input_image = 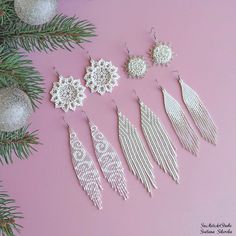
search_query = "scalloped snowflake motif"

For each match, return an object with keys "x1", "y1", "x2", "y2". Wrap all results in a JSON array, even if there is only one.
[
  {"x1": 151, "y1": 42, "x2": 174, "y2": 66},
  {"x1": 125, "y1": 56, "x2": 147, "y2": 79},
  {"x1": 50, "y1": 75, "x2": 86, "y2": 112},
  {"x1": 84, "y1": 59, "x2": 120, "y2": 95}
]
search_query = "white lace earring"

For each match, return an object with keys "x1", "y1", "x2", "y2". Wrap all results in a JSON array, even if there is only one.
[
  {"x1": 175, "y1": 72, "x2": 217, "y2": 145},
  {"x1": 50, "y1": 68, "x2": 86, "y2": 112},
  {"x1": 149, "y1": 27, "x2": 174, "y2": 66},
  {"x1": 113, "y1": 100, "x2": 157, "y2": 195},
  {"x1": 134, "y1": 91, "x2": 179, "y2": 183},
  {"x1": 82, "y1": 110, "x2": 129, "y2": 200},
  {"x1": 124, "y1": 43, "x2": 148, "y2": 79},
  {"x1": 83, "y1": 51, "x2": 120, "y2": 95},
  {"x1": 64, "y1": 117, "x2": 103, "y2": 209}
]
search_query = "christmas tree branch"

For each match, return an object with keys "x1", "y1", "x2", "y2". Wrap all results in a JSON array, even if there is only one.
[
  {"x1": 0, "y1": 126, "x2": 39, "y2": 164},
  {"x1": 0, "y1": 46, "x2": 43, "y2": 109},
  {"x1": 0, "y1": 184, "x2": 23, "y2": 236},
  {"x1": 1, "y1": 14, "x2": 96, "y2": 52}
]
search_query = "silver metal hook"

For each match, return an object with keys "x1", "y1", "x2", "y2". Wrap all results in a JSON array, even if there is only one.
[
  {"x1": 81, "y1": 46, "x2": 92, "y2": 61},
  {"x1": 81, "y1": 110, "x2": 90, "y2": 123},
  {"x1": 112, "y1": 99, "x2": 119, "y2": 113},
  {"x1": 133, "y1": 89, "x2": 140, "y2": 102},
  {"x1": 172, "y1": 70, "x2": 181, "y2": 81},
  {"x1": 124, "y1": 42, "x2": 130, "y2": 55},
  {"x1": 62, "y1": 115, "x2": 70, "y2": 128},
  {"x1": 53, "y1": 66, "x2": 59, "y2": 77},
  {"x1": 154, "y1": 79, "x2": 163, "y2": 91},
  {"x1": 150, "y1": 27, "x2": 158, "y2": 42}
]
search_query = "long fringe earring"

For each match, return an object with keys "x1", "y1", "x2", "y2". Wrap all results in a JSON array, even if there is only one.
[
  {"x1": 159, "y1": 84, "x2": 200, "y2": 156},
  {"x1": 64, "y1": 117, "x2": 103, "y2": 209},
  {"x1": 176, "y1": 74, "x2": 217, "y2": 145},
  {"x1": 82, "y1": 111, "x2": 129, "y2": 200},
  {"x1": 113, "y1": 100, "x2": 157, "y2": 195},
  {"x1": 134, "y1": 91, "x2": 179, "y2": 183}
]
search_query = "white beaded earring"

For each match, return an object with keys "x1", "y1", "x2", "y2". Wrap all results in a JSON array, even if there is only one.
[
  {"x1": 124, "y1": 43, "x2": 148, "y2": 79},
  {"x1": 149, "y1": 27, "x2": 174, "y2": 66}
]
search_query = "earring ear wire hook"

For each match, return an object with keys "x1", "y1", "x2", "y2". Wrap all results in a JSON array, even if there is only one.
[
  {"x1": 124, "y1": 42, "x2": 130, "y2": 55},
  {"x1": 154, "y1": 79, "x2": 163, "y2": 91},
  {"x1": 112, "y1": 99, "x2": 119, "y2": 113},
  {"x1": 150, "y1": 27, "x2": 158, "y2": 41},
  {"x1": 172, "y1": 70, "x2": 181, "y2": 81},
  {"x1": 133, "y1": 89, "x2": 140, "y2": 102},
  {"x1": 81, "y1": 110, "x2": 90, "y2": 123},
  {"x1": 53, "y1": 66, "x2": 59, "y2": 77},
  {"x1": 62, "y1": 115, "x2": 70, "y2": 128}
]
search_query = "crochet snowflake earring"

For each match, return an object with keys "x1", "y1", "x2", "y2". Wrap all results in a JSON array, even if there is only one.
[
  {"x1": 113, "y1": 100, "x2": 157, "y2": 195},
  {"x1": 134, "y1": 91, "x2": 179, "y2": 183},
  {"x1": 124, "y1": 43, "x2": 148, "y2": 79},
  {"x1": 84, "y1": 51, "x2": 120, "y2": 95},
  {"x1": 149, "y1": 27, "x2": 174, "y2": 66},
  {"x1": 175, "y1": 73, "x2": 217, "y2": 144},
  {"x1": 82, "y1": 110, "x2": 129, "y2": 200},
  {"x1": 50, "y1": 70, "x2": 86, "y2": 112},
  {"x1": 64, "y1": 117, "x2": 103, "y2": 209},
  {"x1": 159, "y1": 83, "x2": 199, "y2": 155}
]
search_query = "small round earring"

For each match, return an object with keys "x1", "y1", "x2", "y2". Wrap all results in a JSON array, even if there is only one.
[
  {"x1": 149, "y1": 27, "x2": 174, "y2": 66},
  {"x1": 124, "y1": 43, "x2": 148, "y2": 79}
]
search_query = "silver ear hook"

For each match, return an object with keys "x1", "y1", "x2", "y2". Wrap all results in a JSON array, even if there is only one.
[
  {"x1": 53, "y1": 66, "x2": 59, "y2": 77},
  {"x1": 172, "y1": 70, "x2": 181, "y2": 81},
  {"x1": 133, "y1": 89, "x2": 141, "y2": 102},
  {"x1": 81, "y1": 46, "x2": 92, "y2": 61},
  {"x1": 124, "y1": 42, "x2": 130, "y2": 55},
  {"x1": 154, "y1": 79, "x2": 163, "y2": 91},
  {"x1": 150, "y1": 27, "x2": 158, "y2": 42},
  {"x1": 112, "y1": 99, "x2": 119, "y2": 113},
  {"x1": 62, "y1": 115, "x2": 70, "y2": 128},
  {"x1": 81, "y1": 110, "x2": 90, "y2": 123}
]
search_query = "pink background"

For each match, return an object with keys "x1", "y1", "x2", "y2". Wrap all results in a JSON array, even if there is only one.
[{"x1": 1, "y1": 0, "x2": 236, "y2": 235}]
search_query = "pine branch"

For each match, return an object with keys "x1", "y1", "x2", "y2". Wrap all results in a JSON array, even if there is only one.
[
  {"x1": 0, "y1": 14, "x2": 96, "y2": 52},
  {"x1": 0, "y1": 46, "x2": 44, "y2": 109},
  {"x1": 0, "y1": 126, "x2": 39, "y2": 164},
  {"x1": 0, "y1": 184, "x2": 23, "y2": 236},
  {"x1": 0, "y1": 0, "x2": 15, "y2": 26}
]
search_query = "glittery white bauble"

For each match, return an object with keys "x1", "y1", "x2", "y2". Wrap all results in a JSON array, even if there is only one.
[
  {"x1": 0, "y1": 87, "x2": 33, "y2": 132},
  {"x1": 14, "y1": 0, "x2": 57, "y2": 25}
]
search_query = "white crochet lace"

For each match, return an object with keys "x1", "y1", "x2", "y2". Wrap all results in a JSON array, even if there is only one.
[
  {"x1": 84, "y1": 59, "x2": 120, "y2": 95},
  {"x1": 125, "y1": 56, "x2": 147, "y2": 79},
  {"x1": 50, "y1": 75, "x2": 86, "y2": 112},
  {"x1": 151, "y1": 42, "x2": 173, "y2": 65}
]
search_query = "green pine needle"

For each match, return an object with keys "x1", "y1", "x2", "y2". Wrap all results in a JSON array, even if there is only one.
[
  {"x1": 0, "y1": 126, "x2": 39, "y2": 164},
  {"x1": 0, "y1": 184, "x2": 23, "y2": 236},
  {"x1": 0, "y1": 46, "x2": 44, "y2": 109},
  {"x1": 1, "y1": 14, "x2": 96, "y2": 52}
]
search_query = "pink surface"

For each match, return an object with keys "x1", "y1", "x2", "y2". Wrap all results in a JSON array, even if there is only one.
[{"x1": 1, "y1": 0, "x2": 236, "y2": 235}]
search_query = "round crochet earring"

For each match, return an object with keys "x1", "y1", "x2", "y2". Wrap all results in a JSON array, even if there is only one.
[
  {"x1": 149, "y1": 27, "x2": 174, "y2": 66},
  {"x1": 84, "y1": 51, "x2": 120, "y2": 95},
  {"x1": 124, "y1": 43, "x2": 147, "y2": 79},
  {"x1": 50, "y1": 68, "x2": 86, "y2": 112}
]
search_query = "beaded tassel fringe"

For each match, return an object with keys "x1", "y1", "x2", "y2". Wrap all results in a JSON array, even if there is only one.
[
  {"x1": 118, "y1": 111, "x2": 157, "y2": 194},
  {"x1": 179, "y1": 79, "x2": 217, "y2": 145},
  {"x1": 139, "y1": 100, "x2": 179, "y2": 183},
  {"x1": 89, "y1": 121, "x2": 129, "y2": 200},
  {"x1": 69, "y1": 128, "x2": 103, "y2": 209},
  {"x1": 161, "y1": 88, "x2": 199, "y2": 156}
]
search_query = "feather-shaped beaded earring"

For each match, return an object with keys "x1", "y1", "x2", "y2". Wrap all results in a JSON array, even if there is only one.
[
  {"x1": 82, "y1": 110, "x2": 129, "y2": 200},
  {"x1": 113, "y1": 100, "x2": 157, "y2": 195},
  {"x1": 174, "y1": 72, "x2": 217, "y2": 145},
  {"x1": 63, "y1": 117, "x2": 103, "y2": 209},
  {"x1": 133, "y1": 90, "x2": 179, "y2": 183}
]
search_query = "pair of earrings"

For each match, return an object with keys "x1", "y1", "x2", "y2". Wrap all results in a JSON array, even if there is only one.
[
  {"x1": 114, "y1": 92, "x2": 179, "y2": 196},
  {"x1": 64, "y1": 113, "x2": 128, "y2": 210},
  {"x1": 125, "y1": 28, "x2": 174, "y2": 79},
  {"x1": 161, "y1": 74, "x2": 217, "y2": 156}
]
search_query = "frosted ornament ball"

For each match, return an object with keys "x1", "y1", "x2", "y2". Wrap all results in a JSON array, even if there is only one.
[
  {"x1": 84, "y1": 59, "x2": 120, "y2": 95},
  {"x1": 14, "y1": 0, "x2": 57, "y2": 26},
  {"x1": 151, "y1": 42, "x2": 173, "y2": 66},
  {"x1": 50, "y1": 75, "x2": 86, "y2": 112},
  {"x1": 125, "y1": 56, "x2": 147, "y2": 79},
  {"x1": 0, "y1": 87, "x2": 33, "y2": 132}
]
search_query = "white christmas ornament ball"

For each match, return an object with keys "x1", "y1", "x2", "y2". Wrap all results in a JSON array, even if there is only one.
[
  {"x1": 0, "y1": 87, "x2": 33, "y2": 132},
  {"x1": 14, "y1": 0, "x2": 57, "y2": 26}
]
